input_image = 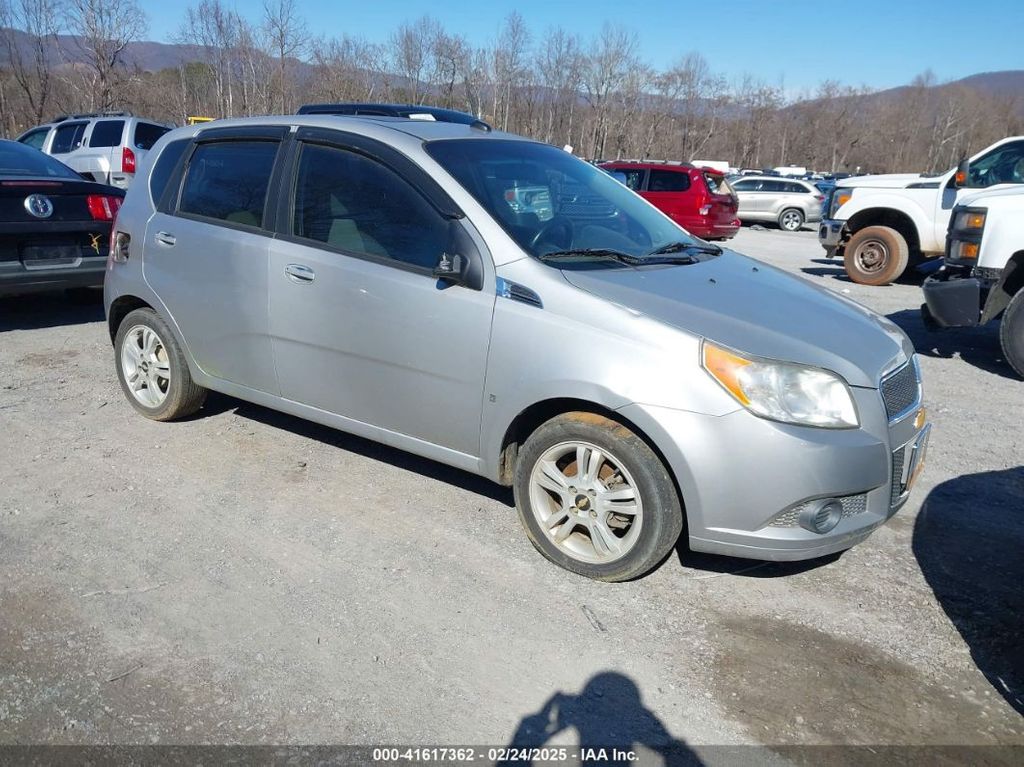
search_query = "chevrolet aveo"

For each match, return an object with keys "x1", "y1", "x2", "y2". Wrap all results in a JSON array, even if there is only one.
[{"x1": 104, "y1": 115, "x2": 931, "y2": 581}]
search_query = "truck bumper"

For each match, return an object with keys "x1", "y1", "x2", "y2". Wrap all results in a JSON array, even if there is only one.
[
  {"x1": 922, "y1": 272, "x2": 983, "y2": 328},
  {"x1": 818, "y1": 218, "x2": 845, "y2": 256}
]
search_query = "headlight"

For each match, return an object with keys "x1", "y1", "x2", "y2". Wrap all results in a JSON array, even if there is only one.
[
  {"x1": 953, "y1": 208, "x2": 986, "y2": 231},
  {"x1": 830, "y1": 188, "x2": 853, "y2": 217},
  {"x1": 702, "y1": 341, "x2": 860, "y2": 429}
]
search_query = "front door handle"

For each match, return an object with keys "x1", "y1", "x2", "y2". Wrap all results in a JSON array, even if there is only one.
[
  {"x1": 284, "y1": 263, "x2": 315, "y2": 283},
  {"x1": 154, "y1": 231, "x2": 176, "y2": 246}
]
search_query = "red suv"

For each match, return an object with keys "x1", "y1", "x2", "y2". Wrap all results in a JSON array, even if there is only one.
[{"x1": 600, "y1": 162, "x2": 740, "y2": 241}]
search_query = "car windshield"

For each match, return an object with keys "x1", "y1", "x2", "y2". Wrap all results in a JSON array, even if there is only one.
[
  {"x1": 0, "y1": 141, "x2": 80, "y2": 179},
  {"x1": 425, "y1": 139, "x2": 703, "y2": 261}
]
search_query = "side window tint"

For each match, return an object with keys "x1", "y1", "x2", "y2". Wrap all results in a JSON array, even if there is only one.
[
  {"x1": 761, "y1": 180, "x2": 785, "y2": 192},
  {"x1": 179, "y1": 141, "x2": 278, "y2": 227},
  {"x1": 89, "y1": 120, "x2": 125, "y2": 147},
  {"x1": 135, "y1": 123, "x2": 170, "y2": 150},
  {"x1": 292, "y1": 143, "x2": 448, "y2": 270},
  {"x1": 787, "y1": 182, "x2": 809, "y2": 194},
  {"x1": 20, "y1": 128, "x2": 49, "y2": 150},
  {"x1": 51, "y1": 122, "x2": 87, "y2": 154},
  {"x1": 732, "y1": 179, "x2": 755, "y2": 191},
  {"x1": 648, "y1": 170, "x2": 691, "y2": 193},
  {"x1": 149, "y1": 138, "x2": 190, "y2": 207}
]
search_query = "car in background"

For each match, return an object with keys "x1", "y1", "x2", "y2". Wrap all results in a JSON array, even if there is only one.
[
  {"x1": 16, "y1": 112, "x2": 172, "y2": 189},
  {"x1": 0, "y1": 139, "x2": 123, "y2": 297},
  {"x1": 598, "y1": 161, "x2": 740, "y2": 240},
  {"x1": 731, "y1": 176, "x2": 825, "y2": 231}
]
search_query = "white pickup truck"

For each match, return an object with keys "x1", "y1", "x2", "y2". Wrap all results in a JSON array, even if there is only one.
[
  {"x1": 819, "y1": 136, "x2": 1024, "y2": 285},
  {"x1": 922, "y1": 186, "x2": 1024, "y2": 378}
]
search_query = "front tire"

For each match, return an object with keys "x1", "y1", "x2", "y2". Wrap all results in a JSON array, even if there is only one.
[
  {"x1": 844, "y1": 225, "x2": 909, "y2": 285},
  {"x1": 114, "y1": 308, "x2": 207, "y2": 421},
  {"x1": 778, "y1": 208, "x2": 804, "y2": 232},
  {"x1": 999, "y1": 290, "x2": 1024, "y2": 379},
  {"x1": 513, "y1": 412, "x2": 684, "y2": 582}
]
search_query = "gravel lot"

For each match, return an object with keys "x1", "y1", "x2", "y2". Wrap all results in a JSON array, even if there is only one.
[{"x1": 1, "y1": 225, "x2": 1021, "y2": 761}]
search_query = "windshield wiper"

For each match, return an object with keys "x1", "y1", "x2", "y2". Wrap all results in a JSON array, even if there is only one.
[
  {"x1": 538, "y1": 248, "x2": 639, "y2": 264},
  {"x1": 646, "y1": 241, "x2": 722, "y2": 257}
]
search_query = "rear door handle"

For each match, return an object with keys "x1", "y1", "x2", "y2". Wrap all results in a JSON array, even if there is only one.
[
  {"x1": 154, "y1": 231, "x2": 176, "y2": 246},
  {"x1": 284, "y1": 263, "x2": 315, "y2": 283}
]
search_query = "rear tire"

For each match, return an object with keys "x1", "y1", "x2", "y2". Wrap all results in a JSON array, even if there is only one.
[
  {"x1": 999, "y1": 290, "x2": 1024, "y2": 379},
  {"x1": 778, "y1": 208, "x2": 804, "y2": 232},
  {"x1": 114, "y1": 308, "x2": 207, "y2": 421},
  {"x1": 844, "y1": 226, "x2": 909, "y2": 285},
  {"x1": 513, "y1": 412, "x2": 684, "y2": 582}
]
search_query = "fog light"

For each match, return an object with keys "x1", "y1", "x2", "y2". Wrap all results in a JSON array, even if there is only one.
[{"x1": 798, "y1": 499, "x2": 843, "y2": 534}]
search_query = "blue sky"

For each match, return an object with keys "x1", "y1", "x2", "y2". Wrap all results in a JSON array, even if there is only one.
[{"x1": 141, "y1": 0, "x2": 1024, "y2": 92}]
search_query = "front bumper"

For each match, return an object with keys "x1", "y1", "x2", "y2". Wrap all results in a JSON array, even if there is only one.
[
  {"x1": 818, "y1": 218, "x2": 845, "y2": 255},
  {"x1": 922, "y1": 264, "x2": 1000, "y2": 328},
  {"x1": 619, "y1": 388, "x2": 928, "y2": 561}
]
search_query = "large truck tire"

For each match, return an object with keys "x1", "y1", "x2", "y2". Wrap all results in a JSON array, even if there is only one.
[{"x1": 843, "y1": 226, "x2": 910, "y2": 286}]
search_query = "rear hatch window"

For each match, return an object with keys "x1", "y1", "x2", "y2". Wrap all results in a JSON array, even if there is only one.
[{"x1": 703, "y1": 172, "x2": 735, "y2": 197}]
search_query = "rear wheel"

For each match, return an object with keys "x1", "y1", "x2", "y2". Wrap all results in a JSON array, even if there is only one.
[
  {"x1": 114, "y1": 308, "x2": 206, "y2": 421},
  {"x1": 778, "y1": 208, "x2": 804, "y2": 232},
  {"x1": 513, "y1": 412, "x2": 683, "y2": 582},
  {"x1": 999, "y1": 290, "x2": 1024, "y2": 379},
  {"x1": 844, "y1": 225, "x2": 909, "y2": 285}
]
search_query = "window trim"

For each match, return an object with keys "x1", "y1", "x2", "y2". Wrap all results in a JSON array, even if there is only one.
[
  {"x1": 172, "y1": 136, "x2": 285, "y2": 235},
  {"x1": 276, "y1": 137, "x2": 481, "y2": 286}
]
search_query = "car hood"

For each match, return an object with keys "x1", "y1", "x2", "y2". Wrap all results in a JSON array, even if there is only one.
[
  {"x1": 837, "y1": 173, "x2": 942, "y2": 189},
  {"x1": 559, "y1": 251, "x2": 914, "y2": 388},
  {"x1": 958, "y1": 185, "x2": 1024, "y2": 206}
]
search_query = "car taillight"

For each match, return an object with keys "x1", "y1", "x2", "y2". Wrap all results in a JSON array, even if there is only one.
[
  {"x1": 122, "y1": 146, "x2": 136, "y2": 174},
  {"x1": 86, "y1": 194, "x2": 122, "y2": 221},
  {"x1": 816, "y1": 194, "x2": 825, "y2": 202}
]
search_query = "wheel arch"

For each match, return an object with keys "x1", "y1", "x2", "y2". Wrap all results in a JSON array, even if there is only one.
[
  {"x1": 496, "y1": 398, "x2": 686, "y2": 514},
  {"x1": 107, "y1": 294, "x2": 153, "y2": 343},
  {"x1": 982, "y1": 250, "x2": 1024, "y2": 323},
  {"x1": 846, "y1": 207, "x2": 922, "y2": 256}
]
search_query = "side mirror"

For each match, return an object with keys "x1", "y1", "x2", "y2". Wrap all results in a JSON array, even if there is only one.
[
  {"x1": 433, "y1": 251, "x2": 470, "y2": 286},
  {"x1": 953, "y1": 156, "x2": 970, "y2": 188}
]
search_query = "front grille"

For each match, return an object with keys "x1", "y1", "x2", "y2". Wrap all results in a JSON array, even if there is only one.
[
  {"x1": 890, "y1": 446, "x2": 907, "y2": 507},
  {"x1": 881, "y1": 360, "x2": 920, "y2": 421},
  {"x1": 768, "y1": 493, "x2": 868, "y2": 528}
]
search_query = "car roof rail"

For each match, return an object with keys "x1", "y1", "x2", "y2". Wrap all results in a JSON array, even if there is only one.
[
  {"x1": 296, "y1": 102, "x2": 492, "y2": 131},
  {"x1": 52, "y1": 110, "x2": 133, "y2": 123}
]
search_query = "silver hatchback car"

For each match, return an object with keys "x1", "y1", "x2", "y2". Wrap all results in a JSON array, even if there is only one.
[
  {"x1": 732, "y1": 176, "x2": 824, "y2": 231},
  {"x1": 104, "y1": 115, "x2": 930, "y2": 581}
]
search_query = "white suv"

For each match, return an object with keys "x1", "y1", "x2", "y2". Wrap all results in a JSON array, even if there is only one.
[{"x1": 17, "y1": 112, "x2": 172, "y2": 189}]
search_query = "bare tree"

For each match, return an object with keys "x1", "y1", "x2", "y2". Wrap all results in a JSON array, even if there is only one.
[
  {"x1": 0, "y1": 0, "x2": 59, "y2": 126},
  {"x1": 262, "y1": 0, "x2": 308, "y2": 113},
  {"x1": 63, "y1": 0, "x2": 147, "y2": 111},
  {"x1": 390, "y1": 16, "x2": 438, "y2": 104}
]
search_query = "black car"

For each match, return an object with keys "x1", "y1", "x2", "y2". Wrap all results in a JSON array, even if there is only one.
[
  {"x1": 0, "y1": 139, "x2": 124, "y2": 297},
  {"x1": 297, "y1": 102, "x2": 491, "y2": 130}
]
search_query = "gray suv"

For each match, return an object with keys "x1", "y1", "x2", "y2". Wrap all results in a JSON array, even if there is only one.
[
  {"x1": 104, "y1": 115, "x2": 931, "y2": 581},
  {"x1": 17, "y1": 112, "x2": 172, "y2": 189},
  {"x1": 732, "y1": 176, "x2": 825, "y2": 231}
]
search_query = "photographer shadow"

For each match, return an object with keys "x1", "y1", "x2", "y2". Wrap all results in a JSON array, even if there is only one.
[
  {"x1": 913, "y1": 467, "x2": 1024, "y2": 715},
  {"x1": 502, "y1": 672, "x2": 701, "y2": 766}
]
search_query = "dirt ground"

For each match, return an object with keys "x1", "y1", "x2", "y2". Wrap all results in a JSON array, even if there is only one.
[{"x1": 1, "y1": 226, "x2": 1021, "y2": 762}]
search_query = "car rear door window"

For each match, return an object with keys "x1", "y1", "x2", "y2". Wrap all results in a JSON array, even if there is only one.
[
  {"x1": 648, "y1": 169, "x2": 691, "y2": 192},
  {"x1": 291, "y1": 142, "x2": 448, "y2": 271},
  {"x1": 89, "y1": 120, "x2": 125, "y2": 147},
  {"x1": 51, "y1": 122, "x2": 88, "y2": 154},
  {"x1": 760, "y1": 180, "x2": 787, "y2": 193},
  {"x1": 149, "y1": 138, "x2": 191, "y2": 207},
  {"x1": 134, "y1": 122, "x2": 170, "y2": 150},
  {"x1": 178, "y1": 141, "x2": 279, "y2": 228}
]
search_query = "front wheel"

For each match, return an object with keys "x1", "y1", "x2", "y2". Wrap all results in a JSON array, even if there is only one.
[
  {"x1": 778, "y1": 208, "x2": 804, "y2": 232},
  {"x1": 843, "y1": 225, "x2": 909, "y2": 285},
  {"x1": 999, "y1": 290, "x2": 1024, "y2": 379},
  {"x1": 114, "y1": 308, "x2": 207, "y2": 420},
  {"x1": 513, "y1": 412, "x2": 684, "y2": 581}
]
